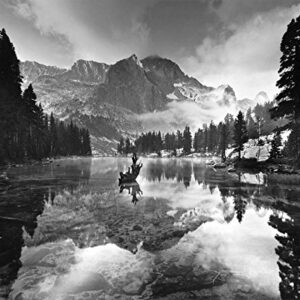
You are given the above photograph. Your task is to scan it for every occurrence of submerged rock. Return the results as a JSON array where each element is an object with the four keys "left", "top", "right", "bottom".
[{"left": 123, "top": 279, "right": 144, "bottom": 295}]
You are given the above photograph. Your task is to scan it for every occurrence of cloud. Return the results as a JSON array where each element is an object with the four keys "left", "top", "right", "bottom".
[
  {"left": 181, "top": 4, "right": 300, "bottom": 99},
  {"left": 138, "top": 100, "right": 236, "bottom": 133},
  {"left": 215, "top": 0, "right": 299, "bottom": 23},
  {"left": 11, "top": 0, "right": 153, "bottom": 64},
  {"left": 7, "top": 0, "right": 300, "bottom": 101}
]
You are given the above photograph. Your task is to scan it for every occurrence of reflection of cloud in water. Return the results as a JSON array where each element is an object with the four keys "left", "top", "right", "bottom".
[
  {"left": 164, "top": 208, "right": 280, "bottom": 297},
  {"left": 139, "top": 177, "right": 231, "bottom": 215},
  {"left": 10, "top": 240, "right": 153, "bottom": 299},
  {"left": 6, "top": 158, "right": 286, "bottom": 299},
  {"left": 90, "top": 157, "right": 132, "bottom": 179},
  {"left": 12, "top": 208, "right": 280, "bottom": 299}
]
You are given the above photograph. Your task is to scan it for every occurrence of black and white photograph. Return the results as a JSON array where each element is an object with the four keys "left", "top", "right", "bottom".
[{"left": 0, "top": 0, "right": 300, "bottom": 299}]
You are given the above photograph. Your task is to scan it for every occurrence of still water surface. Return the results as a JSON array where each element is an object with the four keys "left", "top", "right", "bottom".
[{"left": 0, "top": 157, "right": 299, "bottom": 299}]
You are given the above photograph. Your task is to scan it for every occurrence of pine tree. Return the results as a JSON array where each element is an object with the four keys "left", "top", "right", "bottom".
[
  {"left": 183, "top": 126, "right": 192, "bottom": 154},
  {"left": 154, "top": 131, "right": 163, "bottom": 153},
  {"left": 196, "top": 129, "right": 204, "bottom": 152},
  {"left": 203, "top": 125, "right": 208, "bottom": 153},
  {"left": 176, "top": 130, "right": 183, "bottom": 149},
  {"left": 117, "top": 137, "right": 125, "bottom": 154},
  {"left": 0, "top": 28, "right": 23, "bottom": 162},
  {"left": 82, "top": 129, "right": 92, "bottom": 155},
  {"left": 233, "top": 111, "right": 248, "bottom": 160},
  {"left": 193, "top": 131, "right": 198, "bottom": 152},
  {"left": 270, "top": 16, "right": 300, "bottom": 165},
  {"left": 283, "top": 129, "right": 297, "bottom": 159},
  {"left": 43, "top": 114, "right": 50, "bottom": 157},
  {"left": 49, "top": 113, "right": 58, "bottom": 156},
  {"left": 219, "top": 122, "right": 229, "bottom": 162},
  {"left": 208, "top": 121, "right": 217, "bottom": 153},
  {"left": 224, "top": 113, "right": 234, "bottom": 145},
  {"left": 270, "top": 130, "right": 282, "bottom": 160},
  {"left": 246, "top": 108, "right": 259, "bottom": 139},
  {"left": 125, "top": 137, "right": 131, "bottom": 154},
  {"left": 22, "top": 84, "right": 40, "bottom": 158}
]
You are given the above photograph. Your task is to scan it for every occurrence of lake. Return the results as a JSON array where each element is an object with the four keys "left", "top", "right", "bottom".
[{"left": 0, "top": 157, "right": 299, "bottom": 299}]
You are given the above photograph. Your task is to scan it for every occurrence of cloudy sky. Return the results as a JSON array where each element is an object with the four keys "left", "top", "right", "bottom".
[{"left": 1, "top": 0, "right": 300, "bottom": 99}]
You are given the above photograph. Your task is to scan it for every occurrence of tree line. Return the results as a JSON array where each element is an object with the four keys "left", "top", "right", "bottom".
[
  {"left": 117, "top": 107, "right": 283, "bottom": 161},
  {"left": 0, "top": 28, "right": 92, "bottom": 163}
]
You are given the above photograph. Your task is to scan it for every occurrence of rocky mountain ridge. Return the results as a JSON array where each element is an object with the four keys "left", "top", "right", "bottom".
[{"left": 20, "top": 55, "right": 269, "bottom": 154}]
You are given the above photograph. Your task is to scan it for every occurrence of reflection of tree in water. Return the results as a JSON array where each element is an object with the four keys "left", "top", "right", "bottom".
[
  {"left": 143, "top": 159, "right": 300, "bottom": 298},
  {"left": 62, "top": 159, "right": 92, "bottom": 192},
  {"left": 209, "top": 183, "right": 217, "bottom": 194},
  {"left": 145, "top": 159, "right": 192, "bottom": 187},
  {"left": 0, "top": 159, "right": 92, "bottom": 296},
  {"left": 269, "top": 206, "right": 300, "bottom": 299},
  {"left": 0, "top": 189, "right": 45, "bottom": 295},
  {"left": 193, "top": 163, "right": 205, "bottom": 185},
  {"left": 119, "top": 181, "right": 143, "bottom": 205},
  {"left": 181, "top": 161, "right": 192, "bottom": 188},
  {"left": 145, "top": 160, "right": 268, "bottom": 200},
  {"left": 232, "top": 192, "right": 247, "bottom": 223}
]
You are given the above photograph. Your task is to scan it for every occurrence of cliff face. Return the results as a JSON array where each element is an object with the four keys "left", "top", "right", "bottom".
[
  {"left": 94, "top": 54, "right": 166, "bottom": 114},
  {"left": 142, "top": 55, "right": 209, "bottom": 95},
  {"left": 59, "top": 59, "right": 109, "bottom": 83},
  {"left": 20, "top": 61, "right": 66, "bottom": 86}
]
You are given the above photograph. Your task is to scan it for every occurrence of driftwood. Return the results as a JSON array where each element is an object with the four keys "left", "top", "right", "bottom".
[
  {"left": 119, "top": 181, "right": 143, "bottom": 205},
  {"left": 119, "top": 153, "right": 143, "bottom": 184},
  {"left": 0, "top": 215, "right": 30, "bottom": 224}
]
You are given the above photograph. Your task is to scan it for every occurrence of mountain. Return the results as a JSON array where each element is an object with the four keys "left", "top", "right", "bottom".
[
  {"left": 237, "top": 91, "right": 271, "bottom": 113},
  {"left": 237, "top": 98, "right": 254, "bottom": 112},
  {"left": 20, "top": 59, "right": 141, "bottom": 154},
  {"left": 21, "top": 61, "right": 66, "bottom": 85},
  {"left": 254, "top": 91, "right": 270, "bottom": 105},
  {"left": 140, "top": 56, "right": 236, "bottom": 108},
  {"left": 20, "top": 55, "right": 252, "bottom": 154},
  {"left": 198, "top": 84, "right": 236, "bottom": 107},
  {"left": 141, "top": 55, "right": 211, "bottom": 95},
  {"left": 58, "top": 59, "right": 109, "bottom": 83},
  {"left": 93, "top": 54, "right": 166, "bottom": 114}
]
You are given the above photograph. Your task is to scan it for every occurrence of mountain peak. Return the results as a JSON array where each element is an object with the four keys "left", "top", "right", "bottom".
[
  {"left": 71, "top": 59, "right": 108, "bottom": 69},
  {"left": 67, "top": 59, "right": 109, "bottom": 83},
  {"left": 20, "top": 61, "right": 67, "bottom": 84},
  {"left": 127, "top": 54, "right": 143, "bottom": 68},
  {"left": 254, "top": 91, "right": 269, "bottom": 104},
  {"left": 217, "top": 84, "right": 235, "bottom": 96}
]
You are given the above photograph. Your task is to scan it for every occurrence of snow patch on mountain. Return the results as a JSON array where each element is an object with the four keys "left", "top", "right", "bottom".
[
  {"left": 129, "top": 54, "right": 143, "bottom": 68},
  {"left": 167, "top": 92, "right": 178, "bottom": 100}
]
